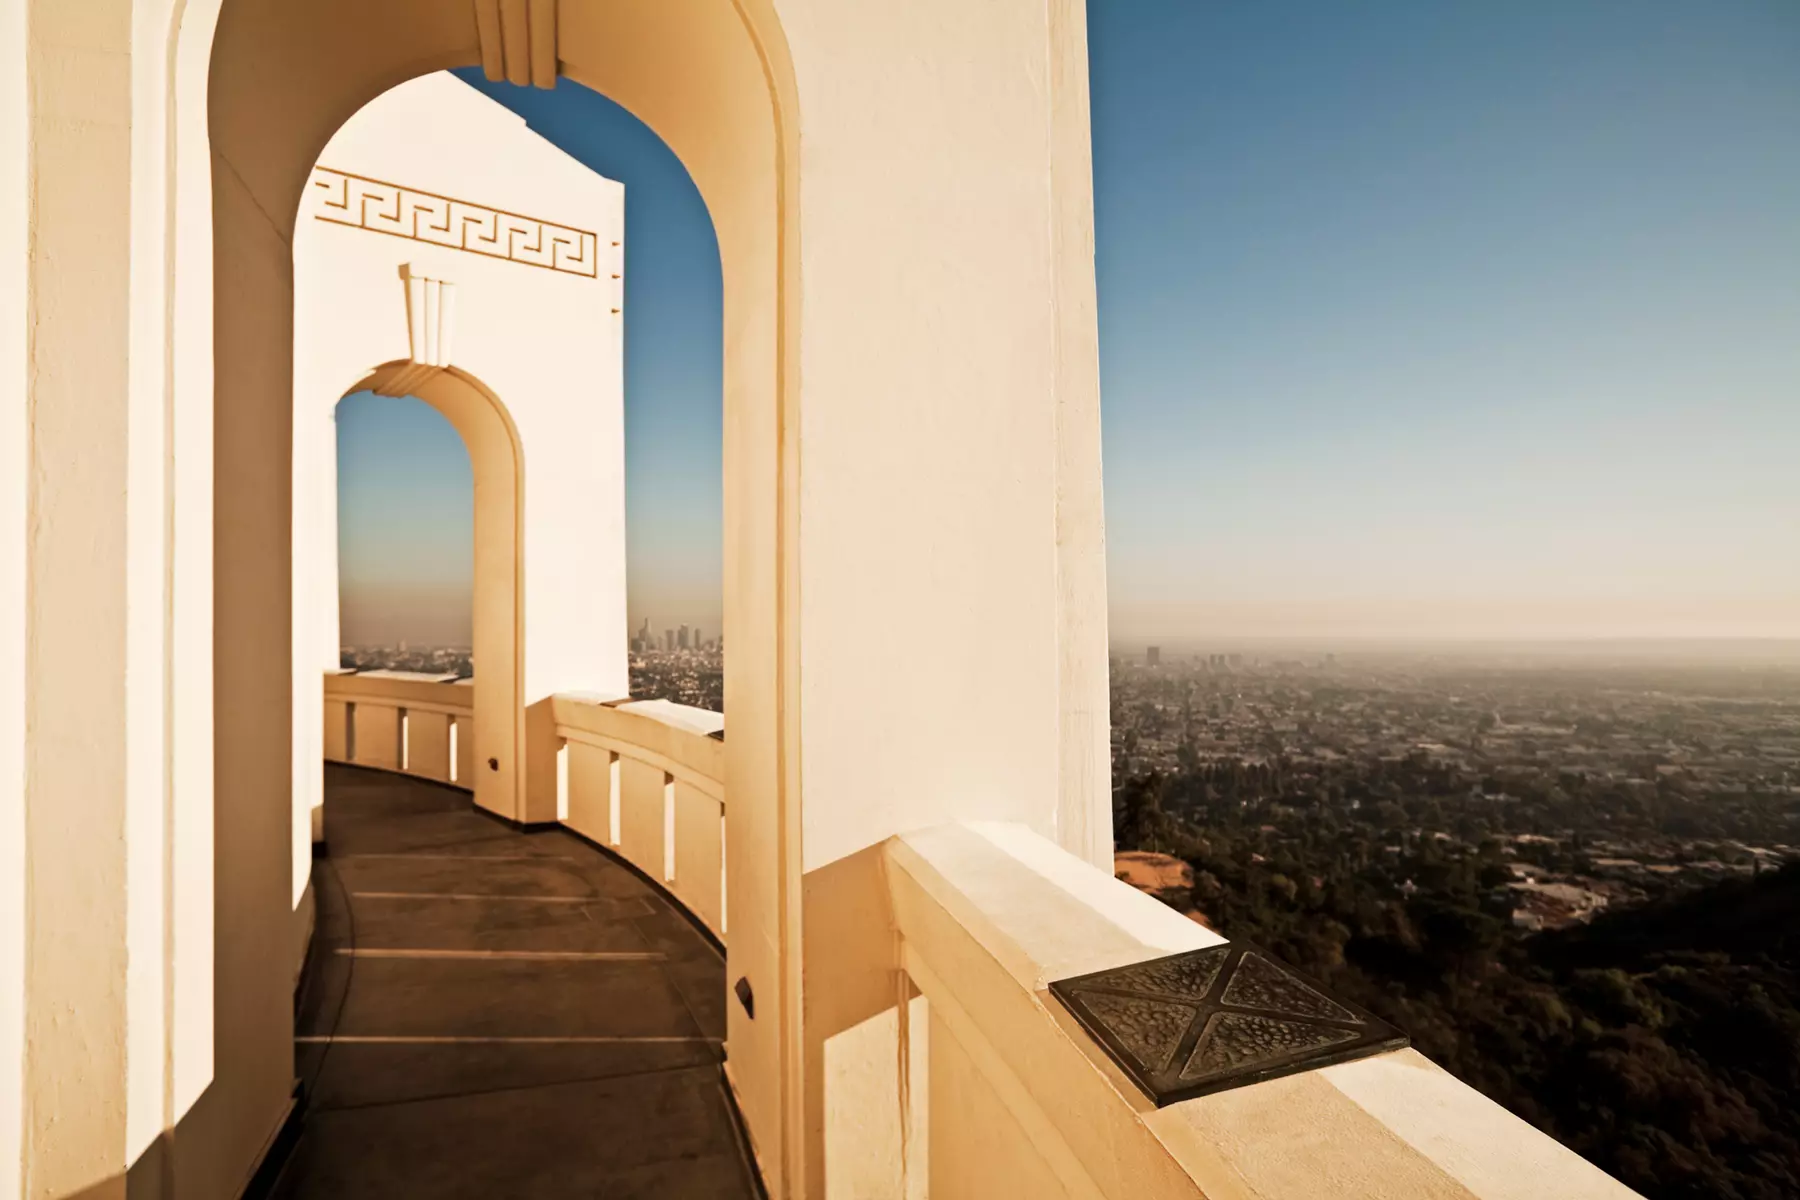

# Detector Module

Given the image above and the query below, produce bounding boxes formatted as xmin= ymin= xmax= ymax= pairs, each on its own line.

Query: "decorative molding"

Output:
xmin=475 ymin=0 xmax=556 ymax=89
xmin=310 ymin=166 xmax=598 ymax=278
xmin=405 ymin=267 xmax=457 ymax=367
xmin=375 ymin=265 xmax=459 ymax=397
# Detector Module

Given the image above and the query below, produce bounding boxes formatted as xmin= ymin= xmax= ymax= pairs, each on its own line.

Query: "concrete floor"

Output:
xmin=274 ymin=764 xmax=760 ymax=1198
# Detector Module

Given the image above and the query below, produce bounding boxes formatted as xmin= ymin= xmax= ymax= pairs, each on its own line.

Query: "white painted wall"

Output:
xmin=291 ymin=72 xmax=629 ymax=873
xmin=0 ymin=3 xmax=24 ymax=1195
xmin=780 ymin=0 xmax=1109 ymax=877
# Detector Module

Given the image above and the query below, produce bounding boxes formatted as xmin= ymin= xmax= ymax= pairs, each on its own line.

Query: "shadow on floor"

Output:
xmin=271 ymin=764 xmax=760 ymax=1199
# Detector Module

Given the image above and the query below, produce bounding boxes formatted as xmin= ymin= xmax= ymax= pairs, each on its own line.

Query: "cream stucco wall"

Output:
xmin=781 ymin=2 xmax=1111 ymax=1190
xmin=292 ymin=71 xmax=628 ymax=864
xmin=783 ymin=0 xmax=1109 ymax=877
xmin=9 ymin=1 xmax=230 ymax=1195
xmin=0 ymin=3 xmax=25 ymax=1196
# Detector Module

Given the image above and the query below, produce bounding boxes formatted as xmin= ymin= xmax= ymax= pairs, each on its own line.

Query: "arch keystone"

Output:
xmin=475 ymin=0 xmax=557 ymax=89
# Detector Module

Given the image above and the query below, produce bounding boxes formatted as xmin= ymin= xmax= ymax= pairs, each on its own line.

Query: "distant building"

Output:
xmin=1146 ymin=646 xmax=1161 ymax=666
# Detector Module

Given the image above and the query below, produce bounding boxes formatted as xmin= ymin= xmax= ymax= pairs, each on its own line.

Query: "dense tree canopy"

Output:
xmin=1117 ymin=768 xmax=1800 ymax=1199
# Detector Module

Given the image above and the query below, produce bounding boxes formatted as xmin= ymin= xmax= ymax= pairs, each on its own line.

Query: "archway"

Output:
xmin=344 ymin=363 xmax=526 ymax=823
xmin=194 ymin=4 xmax=802 ymax=1195
xmin=329 ymin=391 xmax=474 ymax=682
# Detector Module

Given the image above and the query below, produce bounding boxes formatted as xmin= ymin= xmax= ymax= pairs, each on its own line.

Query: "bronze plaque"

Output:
xmin=1049 ymin=941 xmax=1407 ymax=1106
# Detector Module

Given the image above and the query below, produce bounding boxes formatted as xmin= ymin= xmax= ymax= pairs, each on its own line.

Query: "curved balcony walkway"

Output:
xmin=274 ymin=764 xmax=759 ymax=1198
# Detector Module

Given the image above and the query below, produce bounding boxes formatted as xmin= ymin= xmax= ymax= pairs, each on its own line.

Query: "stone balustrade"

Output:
xmin=321 ymin=674 xmax=726 ymax=942
xmin=323 ymin=669 xmax=476 ymax=784
xmin=551 ymin=693 xmax=726 ymax=940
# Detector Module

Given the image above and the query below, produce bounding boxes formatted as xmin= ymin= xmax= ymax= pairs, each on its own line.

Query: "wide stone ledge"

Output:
xmin=886 ymin=822 xmax=1643 ymax=1200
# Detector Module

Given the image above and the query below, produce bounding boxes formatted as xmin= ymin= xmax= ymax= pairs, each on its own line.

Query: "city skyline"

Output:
xmin=333 ymin=1 xmax=1800 ymax=647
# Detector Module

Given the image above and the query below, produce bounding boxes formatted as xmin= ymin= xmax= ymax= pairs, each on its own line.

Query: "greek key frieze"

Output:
xmin=309 ymin=167 xmax=600 ymax=279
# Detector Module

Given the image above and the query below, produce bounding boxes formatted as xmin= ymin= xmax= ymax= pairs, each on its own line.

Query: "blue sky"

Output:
xmin=336 ymin=1 xmax=1800 ymax=648
xmin=337 ymin=390 xmax=473 ymax=646
xmin=1091 ymin=0 xmax=1799 ymax=641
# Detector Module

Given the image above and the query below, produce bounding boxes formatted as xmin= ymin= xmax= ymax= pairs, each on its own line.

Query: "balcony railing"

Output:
xmin=323 ymin=669 xmax=475 ymax=782
xmin=320 ymin=673 xmax=726 ymax=942
xmin=551 ymin=693 xmax=726 ymax=940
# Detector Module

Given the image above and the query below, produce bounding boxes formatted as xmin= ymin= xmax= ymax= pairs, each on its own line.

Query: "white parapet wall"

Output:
xmin=291 ymin=72 xmax=630 ymax=893
xmin=886 ymin=823 xmax=1644 ymax=1200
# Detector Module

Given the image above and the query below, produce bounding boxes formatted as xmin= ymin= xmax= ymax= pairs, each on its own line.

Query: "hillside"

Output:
xmin=1126 ymin=793 xmax=1800 ymax=1200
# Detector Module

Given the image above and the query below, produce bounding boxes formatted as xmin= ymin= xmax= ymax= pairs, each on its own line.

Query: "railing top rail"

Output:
xmin=325 ymin=671 xmax=473 ymax=714
xmin=551 ymin=692 xmax=723 ymax=791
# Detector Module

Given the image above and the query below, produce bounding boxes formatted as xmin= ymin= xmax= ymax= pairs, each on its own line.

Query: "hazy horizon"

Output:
xmin=1110 ymin=634 xmax=1800 ymax=666
xmin=333 ymin=1 xmax=1798 ymax=650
